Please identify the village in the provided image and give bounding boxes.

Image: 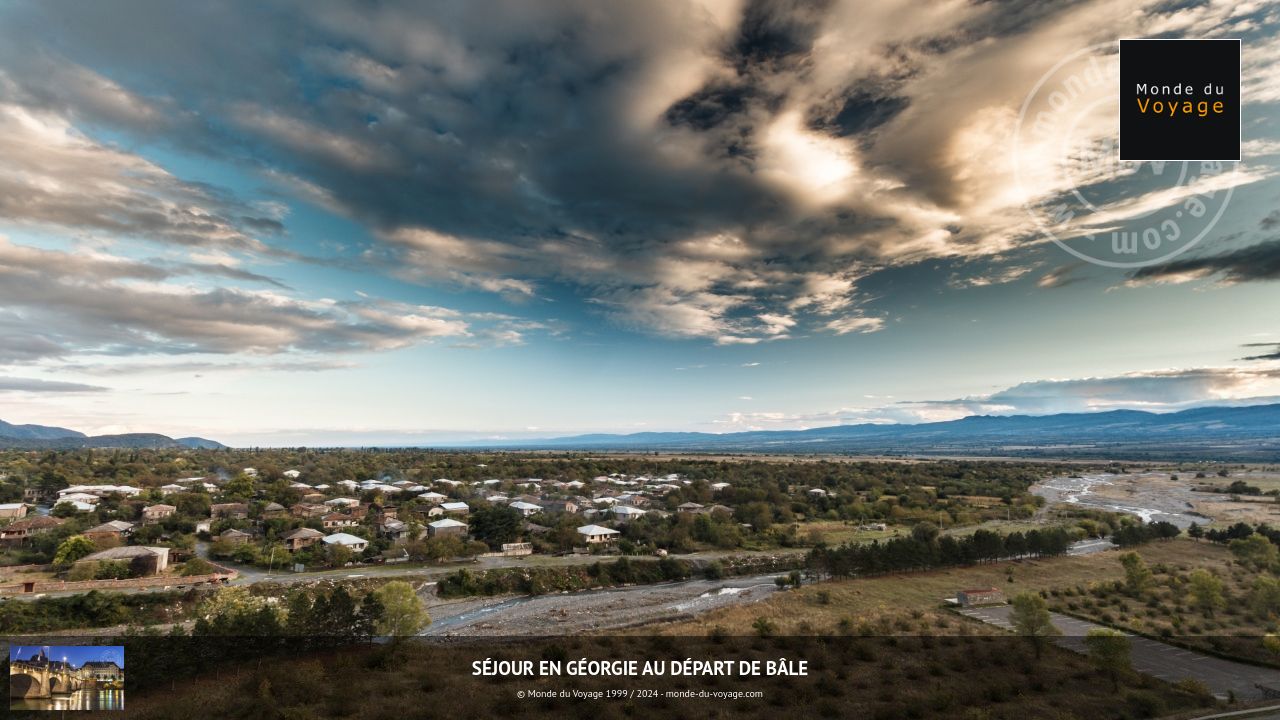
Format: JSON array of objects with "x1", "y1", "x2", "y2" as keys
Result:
[{"x1": 0, "y1": 464, "x2": 786, "y2": 594}]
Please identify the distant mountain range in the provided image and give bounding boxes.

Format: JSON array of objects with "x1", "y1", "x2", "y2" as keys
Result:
[
  {"x1": 0, "y1": 419, "x2": 225, "y2": 450},
  {"x1": 456, "y1": 403, "x2": 1280, "y2": 461},
  {"x1": 6, "y1": 404, "x2": 1280, "y2": 459}
]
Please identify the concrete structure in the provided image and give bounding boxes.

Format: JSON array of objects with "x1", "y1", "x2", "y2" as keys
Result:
[
  {"x1": 0, "y1": 502, "x2": 28, "y2": 519},
  {"x1": 956, "y1": 587, "x2": 1005, "y2": 607},
  {"x1": 577, "y1": 524, "x2": 620, "y2": 543},
  {"x1": 0, "y1": 515, "x2": 65, "y2": 543},
  {"x1": 282, "y1": 527, "x2": 323, "y2": 552},
  {"x1": 611, "y1": 505, "x2": 647, "y2": 522},
  {"x1": 9, "y1": 649, "x2": 92, "y2": 699},
  {"x1": 543, "y1": 499, "x2": 579, "y2": 514},
  {"x1": 291, "y1": 502, "x2": 327, "y2": 518},
  {"x1": 509, "y1": 501, "x2": 543, "y2": 517},
  {"x1": 218, "y1": 528, "x2": 251, "y2": 545},
  {"x1": 427, "y1": 518, "x2": 468, "y2": 538},
  {"x1": 142, "y1": 504, "x2": 177, "y2": 522},
  {"x1": 322, "y1": 513, "x2": 357, "y2": 529},
  {"x1": 677, "y1": 502, "x2": 704, "y2": 513},
  {"x1": 322, "y1": 532, "x2": 369, "y2": 553},
  {"x1": 81, "y1": 661, "x2": 123, "y2": 684},
  {"x1": 210, "y1": 502, "x2": 248, "y2": 519},
  {"x1": 441, "y1": 501, "x2": 469, "y2": 516},
  {"x1": 83, "y1": 520, "x2": 134, "y2": 544},
  {"x1": 58, "y1": 484, "x2": 141, "y2": 498},
  {"x1": 79, "y1": 545, "x2": 170, "y2": 575}
]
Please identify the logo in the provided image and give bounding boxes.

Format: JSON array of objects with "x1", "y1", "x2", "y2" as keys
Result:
[{"x1": 1013, "y1": 43, "x2": 1237, "y2": 268}]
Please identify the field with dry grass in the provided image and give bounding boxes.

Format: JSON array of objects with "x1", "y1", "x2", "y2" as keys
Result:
[{"x1": 646, "y1": 539, "x2": 1227, "y2": 637}]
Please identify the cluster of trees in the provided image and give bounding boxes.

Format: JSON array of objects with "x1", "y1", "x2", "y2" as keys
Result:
[
  {"x1": 436, "y1": 556, "x2": 695, "y2": 597},
  {"x1": 191, "y1": 582, "x2": 429, "y2": 639},
  {"x1": 0, "y1": 589, "x2": 188, "y2": 632},
  {"x1": 807, "y1": 525, "x2": 1076, "y2": 578},
  {"x1": 1111, "y1": 521, "x2": 1181, "y2": 547},
  {"x1": 1196, "y1": 521, "x2": 1280, "y2": 546}
]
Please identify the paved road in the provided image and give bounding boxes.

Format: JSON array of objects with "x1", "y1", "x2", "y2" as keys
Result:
[
  {"x1": 1067, "y1": 537, "x2": 1115, "y2": 556},
  {"x1": 960, "y1": 605, "x2": 1280, "y2": 700}
]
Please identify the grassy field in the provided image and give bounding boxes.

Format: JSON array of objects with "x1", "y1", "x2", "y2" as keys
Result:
[
  {"x1": 798, "y1": 521, "x2": 903, "y2": 545},
  {"x1": 1043, "y1": 541, "x2": 1280, "y2": 666},
  {"x1": 647, "y1": 539, "x2": 1227, "y2": 637}
]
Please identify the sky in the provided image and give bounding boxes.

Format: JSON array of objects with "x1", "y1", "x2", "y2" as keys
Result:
[
  {"x1": 1, "y1": 0, "x2": 1280, "y2": 446},
  {"x1": 10, "y1": 645, "x2": 124, "y2": 669}
]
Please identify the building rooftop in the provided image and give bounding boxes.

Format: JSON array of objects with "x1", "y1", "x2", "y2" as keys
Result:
[
  {"x1": 429, "y1": 518, "x2": 467, "y2": 528},
  {"x1": 577, "y1": 524, "x2": 619, "y2": 535},
  {"x1": 322, "y1": 532, "x2": 368, "y2": 546},
  {"x1": 82, "y1": 546, "x2": 168, "y2": 561}
]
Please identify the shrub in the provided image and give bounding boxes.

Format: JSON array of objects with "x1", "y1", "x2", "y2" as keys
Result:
[{"x1": 752, "y1": 616, "x2": 777, "y2": 638}]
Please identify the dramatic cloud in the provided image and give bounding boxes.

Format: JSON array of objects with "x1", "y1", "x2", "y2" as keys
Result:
[
  {"x1": 3, "y1": 0, "x2": 1272, "y2": 347},
  {"x1": 0, "y1": 102, "x2": 281, "y2": 251},
  {"x1": 1129, "y1": 238, "x2": 1280, "y2": 285},
  {"x1": 0, "y1": 238, "x2": 542, "y2": 363}
]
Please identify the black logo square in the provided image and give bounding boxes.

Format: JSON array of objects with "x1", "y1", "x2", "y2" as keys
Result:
[{"x1": 1119, "y1": 38, "x2": 1240, "y2": 161}]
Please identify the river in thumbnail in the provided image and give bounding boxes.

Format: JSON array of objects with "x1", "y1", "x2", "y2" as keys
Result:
[{"x1": 10, "y1": 689, "x2": 124, "y2": 711}]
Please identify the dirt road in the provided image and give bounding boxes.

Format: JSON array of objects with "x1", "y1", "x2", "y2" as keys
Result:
[{"x1": 423, "y1": 573, "x2": 783, "y2": 637}]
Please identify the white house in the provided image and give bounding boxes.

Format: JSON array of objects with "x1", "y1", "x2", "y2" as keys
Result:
[
  {"x1": 441, "y1": 501, "x2": 469, "y2": 515},
  {"x1": 283, "y1": 470, "x2": 302, "y2": 479},
  {"x1": 612, "y1": 505, "x2": 647, "y2": 522},
  {"x1": 59, "y1": 484, "x2": 140, "y2": 498},
  {"x1": 56, "y1": 492, "x2": 101, "y2": 506},
  {"x1": 160, "y1": 483, "x2": 185, "y2": 495},
  {"x1": 419, "y1": 492, "x2": 448, "y2": 504},
  {"x1": 321, "y1": 533, "x2": 369, "y2": 553},
  {"x1": 577, "y1": 524, "x2": 620, "y2": 544},
  {"x1": 509, "y1": 501, "x2": 543, "y2": 517},
  {"x1": 427, "y1": 518, "x2": 468, "y2": 538},
  {"x1": 324, "y1": 497, "x2": 361, "y2": 509}
]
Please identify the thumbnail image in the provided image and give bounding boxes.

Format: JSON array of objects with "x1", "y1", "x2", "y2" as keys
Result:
[{"x1": 9, "y1": 645, "x2": 124, "y2": 711}]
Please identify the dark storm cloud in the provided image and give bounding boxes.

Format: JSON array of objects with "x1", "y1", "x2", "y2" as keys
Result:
[
  {"x1": 1129, "y1": 239, "x2": 1280, "y2": 284},
  {"x1": 2, "y1": 0, "x2": 1277, "y2": 349}
]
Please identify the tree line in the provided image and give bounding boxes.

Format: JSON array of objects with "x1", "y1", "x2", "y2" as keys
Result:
[{"x1": 806, "y1": 526, "x2": 1077, "y2": 579}]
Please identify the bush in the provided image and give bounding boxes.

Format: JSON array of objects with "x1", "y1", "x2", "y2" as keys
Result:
[
  {"x1": 66, "y1": 562, "x2": 98, "y2": 581},
  {"x1": 181, "y1": 558, "x2": 218, "y2": 577},
  {"x1": 95, "y1": 560, "x2": 132, "y2": 580}
]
